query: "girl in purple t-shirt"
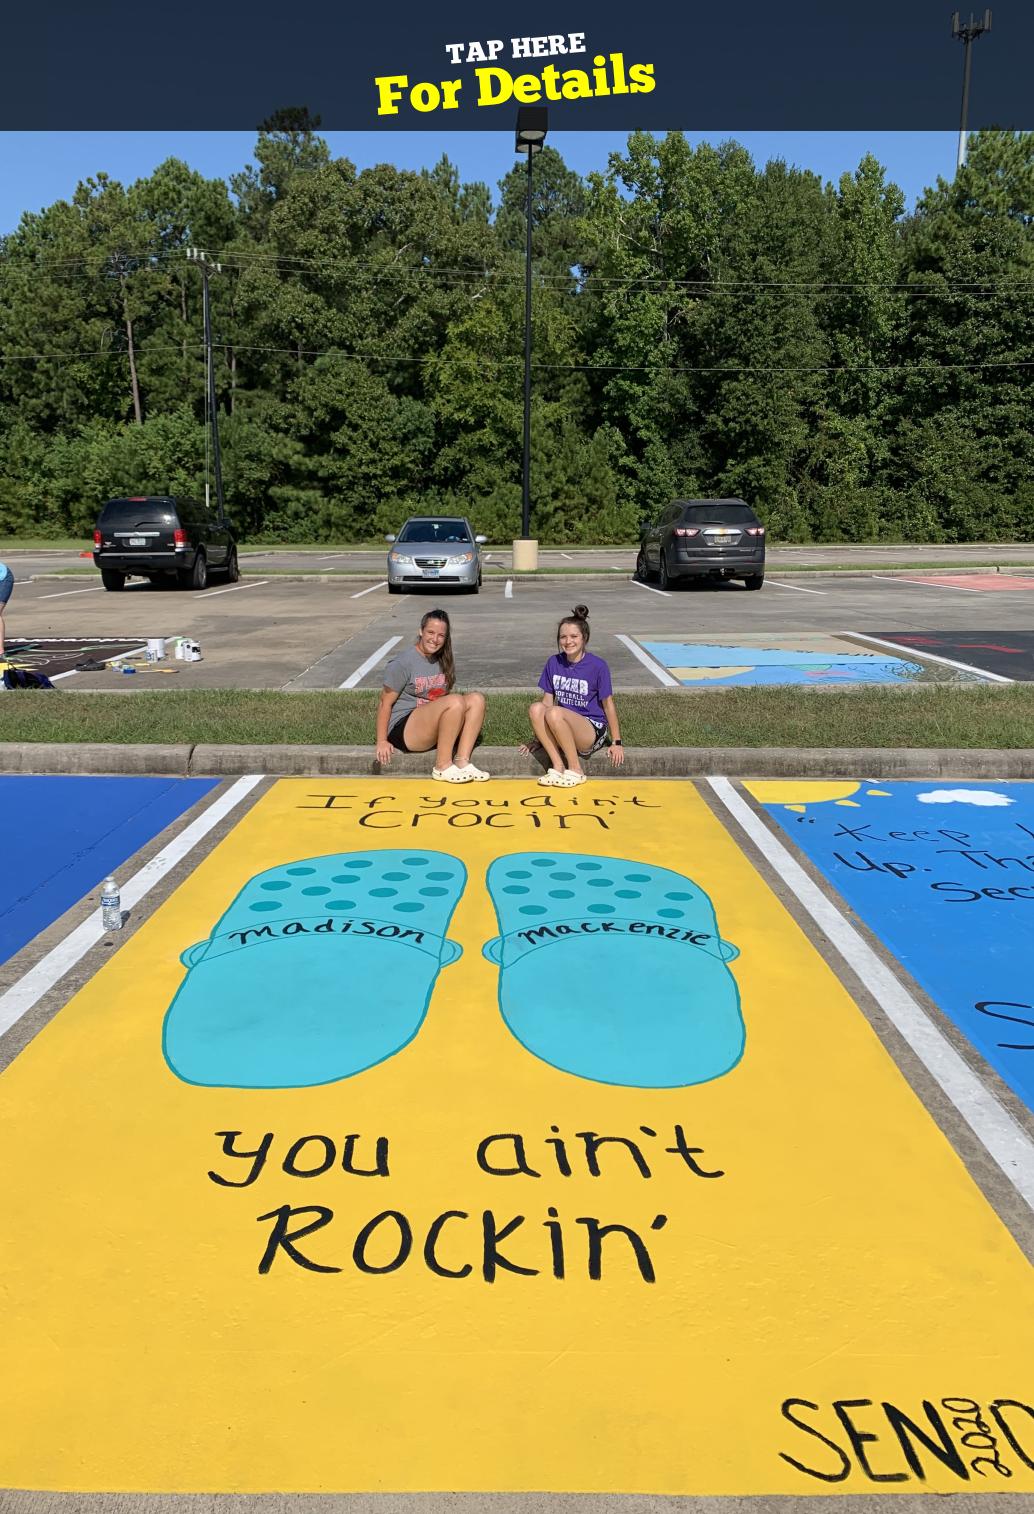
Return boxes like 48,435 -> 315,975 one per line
524,603 -> 625,787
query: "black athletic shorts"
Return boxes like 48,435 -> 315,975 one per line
388,712 -> 415,752
578,718 -> 609,757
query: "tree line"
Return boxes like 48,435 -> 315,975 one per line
0,125 -> 1031,543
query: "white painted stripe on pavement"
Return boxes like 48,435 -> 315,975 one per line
708,776 -> 1034,1214
50,644 -> 149,683
614,634 -> 679,687
845,633 -> 1012,684
767,580 -> 826,595
202,580 -> 269,598
350,581 -> 387,599
560,553 -> 573,560
0,775 -> 264,1041
630,579 -> 671,599
339,635 -> 402,689
504,580 -> 513,599
38,586 -> 104,600
871,574 -> 983,593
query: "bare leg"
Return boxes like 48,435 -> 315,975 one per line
455,692 -> 486,765
545,706 -> 597,775
399,695 -> 467,767
529,701 -> 563,772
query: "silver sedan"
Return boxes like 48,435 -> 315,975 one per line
386,516 -> 486,594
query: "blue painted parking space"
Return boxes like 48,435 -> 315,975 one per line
0,775 -> 218,965
637,634 -> 947,686
755,779 -> 1034,1112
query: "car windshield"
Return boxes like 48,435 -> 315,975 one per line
396,519 -> 471,545
680,503 -> 757,525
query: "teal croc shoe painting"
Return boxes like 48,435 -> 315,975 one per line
483,852 -> 743,1088
163,850 -> 466,1088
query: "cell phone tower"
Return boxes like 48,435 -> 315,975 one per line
951,9 -> 992,170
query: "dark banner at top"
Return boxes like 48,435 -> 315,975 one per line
9,0 -> 1032,130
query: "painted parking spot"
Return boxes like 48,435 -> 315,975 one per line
1,636 -> 144,678
910,574 -> 1034,592
867,630 -> 1034,682
1,780 -> 1032,1496
749,780 -> 1034,1114
637,633 -> 976,686
0,776 -> 218,965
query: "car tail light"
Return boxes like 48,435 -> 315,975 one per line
93,529 -> 102,548
173,528 -> 187,548
674,527 -> 700,537
746,526 -> 765,536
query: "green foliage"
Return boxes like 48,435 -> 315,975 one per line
1,128 -> 1031,543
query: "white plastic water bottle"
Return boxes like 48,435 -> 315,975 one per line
101,877 -> 122,932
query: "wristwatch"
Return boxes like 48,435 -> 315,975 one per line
613,739 -> 623,746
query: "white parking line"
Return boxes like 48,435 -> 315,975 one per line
614,634 -> 679,687
0,775 -> 264,1042
768,580 -> 827,595
339,635 -> 402,690
350,581 -> 387,599
37,586 -> 104,600
504,580 -> 513,599
560,553 -> 573,560
871,574 -> 983,594
708,777 -> 1034,1214
50,644 -> 148,683
202,580 -> 269,599
845,632 -> 1013,684
630,579 -> 671,599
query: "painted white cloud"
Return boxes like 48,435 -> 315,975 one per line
917,788 -> 1015,807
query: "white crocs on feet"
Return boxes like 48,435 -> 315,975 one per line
538,768 -> 565,787
456,762 -> 490,781
559,769 -> 587,787
432,764 -> 473,783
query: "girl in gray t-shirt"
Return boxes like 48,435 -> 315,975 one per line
374,608 -> 489,782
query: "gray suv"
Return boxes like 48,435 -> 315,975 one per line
386,516 -> 486,594
636,498 -> 765,590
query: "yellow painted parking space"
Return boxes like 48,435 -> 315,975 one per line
1,779 -> 1032,1495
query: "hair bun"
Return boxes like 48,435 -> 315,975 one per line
573,604 -> 589,620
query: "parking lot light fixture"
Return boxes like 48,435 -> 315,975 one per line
513,107 -> 548,573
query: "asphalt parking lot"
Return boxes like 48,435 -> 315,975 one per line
5,549 -> 1034,690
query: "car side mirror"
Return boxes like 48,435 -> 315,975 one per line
384,534 -> 396,543
474,535 -> 487,544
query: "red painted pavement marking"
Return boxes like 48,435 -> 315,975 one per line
911,574 -> 1034,591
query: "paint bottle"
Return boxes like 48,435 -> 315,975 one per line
101,878 -> 122,932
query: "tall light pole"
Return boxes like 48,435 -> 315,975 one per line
186,246 -> 226,520
513,106 -> 548,573
952,9 -> 991,170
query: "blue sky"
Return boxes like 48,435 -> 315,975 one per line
0,131 -> 961,234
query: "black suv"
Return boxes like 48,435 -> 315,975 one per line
93,496 -> 238,591
636,498 -> 765,590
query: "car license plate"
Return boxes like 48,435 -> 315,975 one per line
423,567 -> 439,578
128,537 -> 146,546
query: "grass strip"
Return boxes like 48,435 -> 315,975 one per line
1,687 -> 1032,749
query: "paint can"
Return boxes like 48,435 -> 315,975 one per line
176,638 -> 202,663
145,638 -> 166,662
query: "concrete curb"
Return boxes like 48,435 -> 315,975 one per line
2,743 -> 1032,779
